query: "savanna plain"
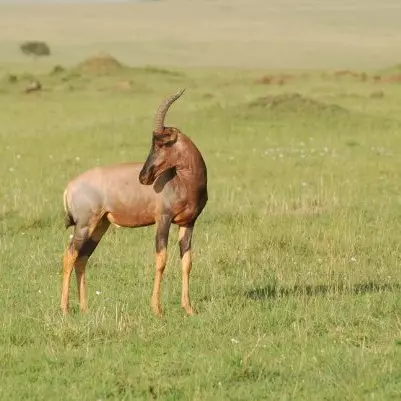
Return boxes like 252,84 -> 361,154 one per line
1,1 -> 401,400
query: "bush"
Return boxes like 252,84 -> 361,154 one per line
7,74 -> 18,83
20,41 -> 51,57
50,65 -> 65,75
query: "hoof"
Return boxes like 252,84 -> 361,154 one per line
182,304 -> 195,316
151,302 -> 163,318
60,307 -> 70,315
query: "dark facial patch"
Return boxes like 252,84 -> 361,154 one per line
139,150 -> 156,184
140,128 -> 179,185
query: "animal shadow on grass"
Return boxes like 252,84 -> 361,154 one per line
245,282 -> 401,300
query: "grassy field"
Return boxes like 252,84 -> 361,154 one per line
1,1 -> 401,400
0,56 -> 401,400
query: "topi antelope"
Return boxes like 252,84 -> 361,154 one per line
61,89 -> 208,316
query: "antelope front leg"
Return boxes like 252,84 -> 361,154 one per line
151,215 -> 171,317
179,225 -> 194,315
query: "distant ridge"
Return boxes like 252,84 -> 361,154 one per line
0,0 -> 150,4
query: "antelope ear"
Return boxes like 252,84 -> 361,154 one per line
153,127 -> 178,144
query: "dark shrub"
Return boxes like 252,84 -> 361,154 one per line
20,41 -> 51,57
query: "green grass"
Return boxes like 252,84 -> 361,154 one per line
1,64 -> 401,400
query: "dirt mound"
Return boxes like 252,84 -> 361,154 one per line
76,52 -> 124,74
331,66 -> 401,84
332,70 -> 369,82
115,80 -> 133,91
333,70 -> 361,79
371,63 -> 401,83
250,93 -> 347,114
256,73 -> 296,86
369,90 -> 385,99
380,74 -> 401,83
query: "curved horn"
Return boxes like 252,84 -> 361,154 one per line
153,88 -> 185,134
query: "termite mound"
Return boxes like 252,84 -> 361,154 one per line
250,93 -> 348,115
76,52 -> 125,75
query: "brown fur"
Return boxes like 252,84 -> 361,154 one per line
60,90 -> 208,316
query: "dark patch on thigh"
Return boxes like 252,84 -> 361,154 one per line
77,239 -> 99,258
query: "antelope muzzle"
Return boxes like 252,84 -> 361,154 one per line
139,153 -> 157,185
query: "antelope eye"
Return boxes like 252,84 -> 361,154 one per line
162,140 -> 175,147
156,139 -> 175,148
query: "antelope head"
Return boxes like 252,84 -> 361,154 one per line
139,89 -> 185,185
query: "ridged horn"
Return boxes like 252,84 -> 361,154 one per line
153,89 -> 185,135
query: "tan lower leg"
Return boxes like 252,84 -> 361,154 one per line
151,248 -> 167,316
60,247 -> 77,314
75,257 -> 89,312
181,250 -> 193,315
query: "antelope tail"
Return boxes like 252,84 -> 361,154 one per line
63,189 -> 75,229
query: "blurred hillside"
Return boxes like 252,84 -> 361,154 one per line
0,0 -> 400,69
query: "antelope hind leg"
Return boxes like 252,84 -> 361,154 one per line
60,219 -> 109,314
60,243 -> 78,314
60,225 -> 89,314
75,218 -> 110,312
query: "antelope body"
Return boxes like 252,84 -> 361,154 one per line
60,90 -> 207,316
